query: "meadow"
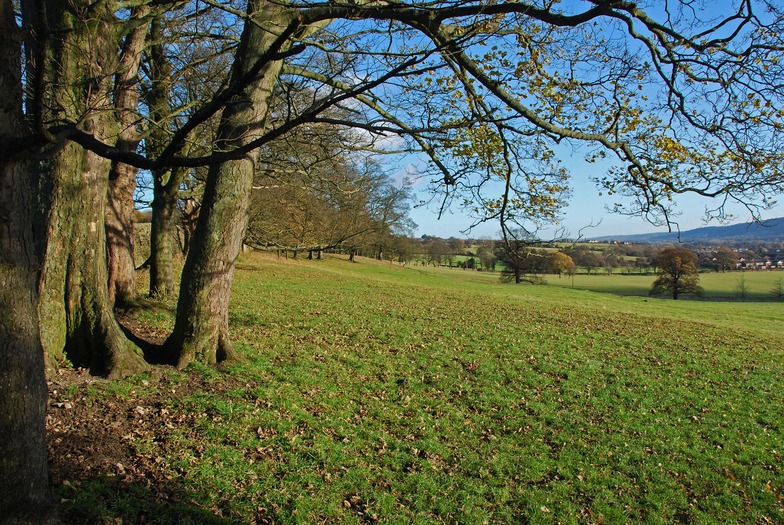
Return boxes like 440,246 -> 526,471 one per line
49,253 -> 784,524
417,263 -> 784,302
549,270 -> 784,302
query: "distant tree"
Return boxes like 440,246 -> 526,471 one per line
650,248 -> 704,300
547,252 -> 575,278
245,133 -> 414,260
714,246 -> 738,272
446,237 -> 466,254
426,239 -> 451,267
620,258 -> 636,274
476,241 -> 497,271
603,249 -> 620,275
771,278 -> 783,302
635,256 -> 650,274
496,231 -> 547,284
735,274 -> 750,301
581,251 -> 603,275
643,245 -> 661,273
388,236 -> 418,266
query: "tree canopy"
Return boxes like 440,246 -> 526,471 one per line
650,247 -> 704,300
14,1 -> 784,230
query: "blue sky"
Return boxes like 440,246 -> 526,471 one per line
405,150 -> 784,240
392,2 -> 784,241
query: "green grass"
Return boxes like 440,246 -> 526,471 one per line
418,264 -> 784,302
545,270 -> 784,301
54,253 -> 784,524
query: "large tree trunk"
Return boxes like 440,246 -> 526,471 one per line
35,0 -> 148,377
0,1 -> 56,520
106,7 -> 150,306
107,158 -> 138,306
149,168 -> 182,296
0,150 -> 57,525
39,143 -> 149,376
146,16 -> 187,298
164,156 -> 253,367
165,0 -> 298,368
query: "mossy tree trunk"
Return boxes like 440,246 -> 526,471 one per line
149,167 -> 183,296
35,0 -> 148,377
106,6 -> 150,307
0,133 -> 58,525
0,1 -> 56,520
146,16 -> 188,298
107,152 -> 140,307
165,0 -> 298,367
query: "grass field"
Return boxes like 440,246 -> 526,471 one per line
416,265 -> 784,302
50,253 -> 784,524
550,271 -> 784,302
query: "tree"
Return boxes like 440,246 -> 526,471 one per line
714,246 -> 738,273
735,274 -> 750,301
0,1 -> 56,521
476,240 -> 497,271
576,250 -> 603,275
387,236 -> 419,265
145,12 -> 187,298
162,0 -> 310,367
105,6 -> 151,307
29,0 -> 148,374
426,239 -> 452,267
547,251 -> 575,278
635,256 -> 650,274
650,248 -> 704,300
244,125 -> 414,260
447,237 -> 466,254
143,7 -> 236,297
602,249 -> 620,275
496,229 -> 549,284
771,278 -> 783,301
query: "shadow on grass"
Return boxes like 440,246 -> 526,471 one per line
55,478 -> 241,525
117,320 -> 171,365
47,372 -> 269,524
116,295 -> 177,316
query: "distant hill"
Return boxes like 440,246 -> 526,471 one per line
593,217 -> 784,244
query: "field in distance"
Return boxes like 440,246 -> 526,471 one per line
50,252 -> 784,524
418,264 -> 784,302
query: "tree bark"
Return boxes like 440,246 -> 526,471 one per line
165,0 -> 299,367
35,0 -> 148,377
146,15 -> 183,297
0,1 -> 56,520
40,144 -> 149,376
107,156 -> 139,306
149,169 -> 181,296
180,196 -> 200,256
106,7 -> 150,306
0,152 -> 58,525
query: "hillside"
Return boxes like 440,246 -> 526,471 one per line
47,253 -> 784,524
594,216 -> 784,243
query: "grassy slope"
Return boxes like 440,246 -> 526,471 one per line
414,266 -> 784,337
56,253 -> 784,524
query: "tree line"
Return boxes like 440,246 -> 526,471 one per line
411,238 -> 780,277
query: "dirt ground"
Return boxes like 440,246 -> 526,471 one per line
45,310 -> 251,523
